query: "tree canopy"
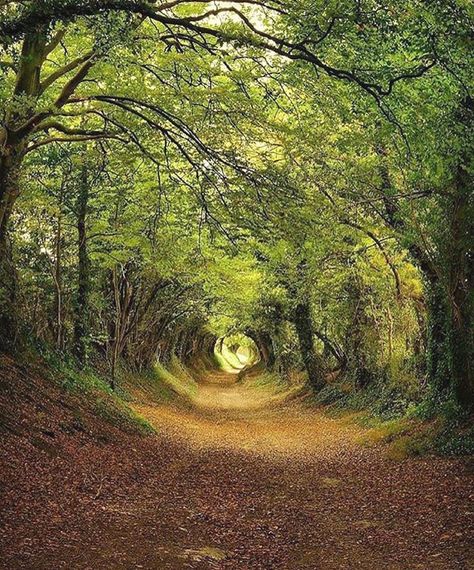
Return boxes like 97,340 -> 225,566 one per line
0,0 -> 473,410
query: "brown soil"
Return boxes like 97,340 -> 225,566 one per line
1,357 -> 473,569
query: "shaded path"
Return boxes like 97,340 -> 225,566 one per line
133,369 -> 366,457
1,364 -> 473,569
124,369 -> 474,569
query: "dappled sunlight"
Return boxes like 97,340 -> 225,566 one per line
1,2 -> 472,569
132,364 -> 361,458
214,334 -> 260,372
134,400 -> 364,458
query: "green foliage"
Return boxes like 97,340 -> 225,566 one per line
120,366 -> 177,405
315,374 -> 420,421
434,425 -> 474,456
360,414 -> 474,459
1,0 -> 472,437
153,357 -> 198,399
243,369 -> 289,394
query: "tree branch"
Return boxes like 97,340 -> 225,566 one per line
25,132 -> 127,153
33,119 -> 107,137
343,219 -> 402,298
0,0 -> 434,103
0,59 -> 15,71
43,29 -> 66,58
40,51 -> 94,93
14,55 -> 96,138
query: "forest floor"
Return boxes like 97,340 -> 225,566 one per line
1,358 -> 473,569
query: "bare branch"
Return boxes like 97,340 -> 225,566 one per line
43,29 -> 66,58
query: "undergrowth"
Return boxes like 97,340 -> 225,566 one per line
314,376 -> 474,458
153,356 -> 198,398
120,366 -> 177,404
246,369 -> 289,392
30,344 -> 155,436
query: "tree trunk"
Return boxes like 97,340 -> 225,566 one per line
344,273 -> 373,388
110,266 -> 121,390
109,262 -> 136,389
426,170 -> 474,409
53,187 -> 64,351
0,29 -> 48,351
376,110 -> 473,408
0,27 -> 47,245
425,98 -> 474,409
426,279 -> 450,395
0,153 -> 23,352
293,301 -> 326,391
256,331 -> 275,368
73,165 -> 90,368
448,114 -> 474,408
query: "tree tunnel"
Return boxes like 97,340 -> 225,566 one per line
214,333 -> 261,372
154,325 -> 266,375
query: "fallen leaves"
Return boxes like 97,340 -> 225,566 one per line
1,360 -> 473,569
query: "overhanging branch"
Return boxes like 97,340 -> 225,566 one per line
0,0 -> 435,103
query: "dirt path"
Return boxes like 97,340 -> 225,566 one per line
123,370 -> 474,569
132,370 -> 366,458
2,367 -> 473,569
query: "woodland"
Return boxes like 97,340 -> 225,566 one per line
1,0 -> 472,411
0,1 -> 473,568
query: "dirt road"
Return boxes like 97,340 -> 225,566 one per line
127,370 -> 473,569
1,367 -> 473,569
133,369 -> 366,457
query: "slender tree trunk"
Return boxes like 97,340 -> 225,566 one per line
386,307 -> 394,362
413,299 -> 426,370
53,187 -> 64,350
73,165 -> 90,367
293,301 -> 326,391
110,265 -> 125,391
109,262 -> 136,389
